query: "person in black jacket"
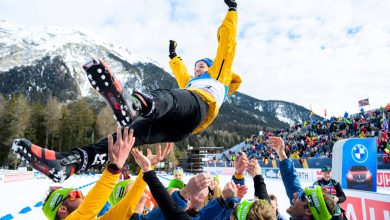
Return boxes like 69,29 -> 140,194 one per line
313,166 -> 346,220
234,159 -> 275,220
131,146 -> 212,220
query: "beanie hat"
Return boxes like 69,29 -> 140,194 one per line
173,167 -> 184,175
42,188 -> 74,220
195,58 -> 213,67
108,179 -> 134,206
167,179 -> 185,190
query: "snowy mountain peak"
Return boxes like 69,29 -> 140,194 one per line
0,20 -> 317,129
0,21 -> 158,73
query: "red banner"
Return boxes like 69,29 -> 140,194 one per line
340,190 -> 390,220
377,171 -> 390,188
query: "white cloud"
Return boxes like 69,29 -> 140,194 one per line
1,0 -> 389,117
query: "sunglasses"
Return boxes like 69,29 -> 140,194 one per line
51,189 -> 83,212
67,190 -> 83,201
297,191 -> 318,211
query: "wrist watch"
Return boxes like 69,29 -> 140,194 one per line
186,208 -> 199,217
217,196 -> 226,208
225,197 -> 238,210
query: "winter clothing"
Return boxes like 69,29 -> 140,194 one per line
169,10 -> 241,134
142,170 -> 192,220
195,58 -> 214,67
313,178 -> 346,217
63,169 -> 145,220
70,10 -> 241,172
279,159 -> 303,204
131,190 -> 188,220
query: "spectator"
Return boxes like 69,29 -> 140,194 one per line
269,194 -> 288,220
313,166 -> 346,220
269,136 -> 336,220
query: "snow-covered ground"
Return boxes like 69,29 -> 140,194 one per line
1,172 -> 389,220
1,172 -> 294,220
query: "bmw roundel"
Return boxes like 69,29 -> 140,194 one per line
351,144 -> 368,163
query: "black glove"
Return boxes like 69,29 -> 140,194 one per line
169,40 -> 177,59
224,0 -> 237,11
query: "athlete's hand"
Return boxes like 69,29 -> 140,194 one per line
236,184 -> 248,199
147,142 -> 173,166
169,40 -> 177,59
224,0 -> 237,10
268,136 -> 288,160
189,188 -> 209,211
234,153 -> 248,175
131,148 -> 152,172
222,180 -> 238,201
247,159 -> 261,178
108,127 -> 135,169
180,173 -> 212,200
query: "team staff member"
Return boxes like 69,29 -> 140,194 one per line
313,166 -> 346,220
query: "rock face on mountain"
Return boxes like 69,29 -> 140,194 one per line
0,21 -> 320,147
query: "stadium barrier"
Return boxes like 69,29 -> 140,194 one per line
202,167 -> 390,189
203,166 -> 390,220
340,189 -> 390,220
0,171 -> 34,183
211,156 -> 390,169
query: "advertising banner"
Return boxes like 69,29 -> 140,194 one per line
295,168 -> 314,182
340,189 -> 390,220
377,171 -> 390,188
262,168 -> 280,179
341,138 -> 377,192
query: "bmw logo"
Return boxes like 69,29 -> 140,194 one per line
351,144 -> 368,163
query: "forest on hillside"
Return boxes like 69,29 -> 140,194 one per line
0,94 -> 253,169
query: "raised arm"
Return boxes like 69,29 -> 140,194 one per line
69,127 -> 135,219
132,147 -> 197,220
269,136 -> 303,203
247,159 -> 270,201
168,40 -> 191,88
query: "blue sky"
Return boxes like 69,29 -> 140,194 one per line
1,0 -> 390,117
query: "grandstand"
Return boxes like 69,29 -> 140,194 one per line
182,106 -> 390,172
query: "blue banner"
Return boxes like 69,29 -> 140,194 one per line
262,168 -> 280,179
341,138 -> 377,192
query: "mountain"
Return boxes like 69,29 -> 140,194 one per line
0,21 -> 321,148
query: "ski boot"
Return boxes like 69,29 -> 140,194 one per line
83,59 -> 143,126
12,139 -> 82,183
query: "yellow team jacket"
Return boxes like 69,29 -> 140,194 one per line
65,169 -> 146,220
169,11 -> 242,134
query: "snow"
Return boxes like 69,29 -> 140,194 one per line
275,104 -> 295,125
0,21 -> 158,73
0,21 -> 170,100
2,171 -> 389,220
0,172 -> 292,220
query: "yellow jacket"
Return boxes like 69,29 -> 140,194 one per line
169,11 -> 242,134
65,169 -> 145,220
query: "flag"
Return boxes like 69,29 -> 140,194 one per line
383,112 -> 389,132
358,98 -> 369,107
324,109 -> 327,117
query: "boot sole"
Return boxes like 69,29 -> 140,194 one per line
12,140 -> 70,182
83,59 -> 134,126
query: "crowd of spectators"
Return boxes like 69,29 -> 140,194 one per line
225,105 -> 390,164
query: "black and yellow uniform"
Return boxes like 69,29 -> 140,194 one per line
73,9 -> 241,172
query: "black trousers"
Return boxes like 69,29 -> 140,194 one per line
77,89 -> 208,169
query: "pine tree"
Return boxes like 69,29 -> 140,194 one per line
43,96 -> 62,149
96,106 -> 117,140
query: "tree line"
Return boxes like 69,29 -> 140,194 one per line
0,94 -> 248,170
